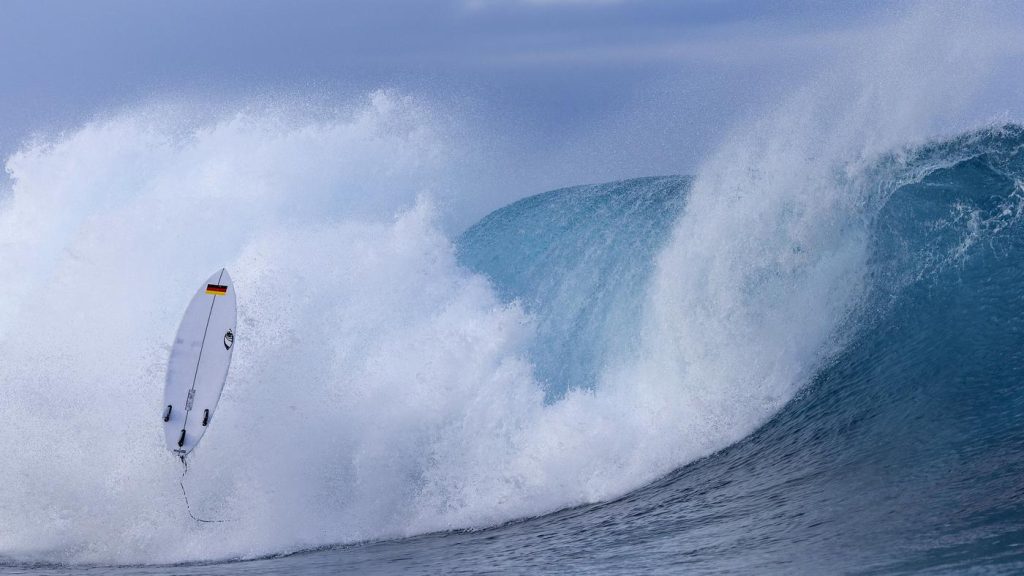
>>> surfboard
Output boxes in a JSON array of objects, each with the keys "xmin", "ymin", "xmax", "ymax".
[{"xmin": 163, "ymin": 269, "xmax": 237, "ymax": 457}]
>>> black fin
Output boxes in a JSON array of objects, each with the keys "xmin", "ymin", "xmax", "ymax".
[
  {"xmin": 178, "ymin": 429, "xmax": 186, "ymax": 447},
  {"xmin": 163, "ymin": 405, "xmax": 172, "ymax": 422},
  {"xmin": 202, "ymin": 409, "xmax": 210, "ymax": 426}
]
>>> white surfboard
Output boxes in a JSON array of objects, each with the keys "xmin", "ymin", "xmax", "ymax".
[{"xmin": 163, "ymin": 269, "xmax": 237, "ymax": 457}]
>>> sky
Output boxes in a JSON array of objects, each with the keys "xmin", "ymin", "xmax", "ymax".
[{"xmin": 0, "ymin": 0, "xmax": 1021, "ymax": 207}]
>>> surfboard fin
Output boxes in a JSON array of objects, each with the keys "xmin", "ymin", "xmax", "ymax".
[
  {"xmin": 202, "ymin": 409, "xmax": 210, "ymax": 427},
  {"xmin": 163, "ymin": 405, "xmax": 172, "ymax": 422},
  {"xmin": 178, "ymin": 429, "xmax": 186, "ymax": 447}
]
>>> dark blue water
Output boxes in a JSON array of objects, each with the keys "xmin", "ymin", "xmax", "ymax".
[{"xmin": 4, "ymin": 126, "xmax": 1024, "ymax": 574}]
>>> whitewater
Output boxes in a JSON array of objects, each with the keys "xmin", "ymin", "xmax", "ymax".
[{"xmin": 2, "ymin": 5, "xmax": 1024, "ymax": 574}]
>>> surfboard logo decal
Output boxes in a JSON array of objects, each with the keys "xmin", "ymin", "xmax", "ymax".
[
  {"xmin": 206, "ymin": 284, "xmax": 228, "ymax": 296},
  {"xmin": 224, "ymin": 329, "xmax": 233, "ymax": 350}
]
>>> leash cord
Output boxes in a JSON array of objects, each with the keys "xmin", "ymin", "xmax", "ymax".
[{"xmin": 179, "ymin": 456, "xmax": 229, "ymax": 523}]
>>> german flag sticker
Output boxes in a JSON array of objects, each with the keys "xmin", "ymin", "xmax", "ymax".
[{"xmin": 206, "ymin": 284, "xmax": 228, "ymax": 296}]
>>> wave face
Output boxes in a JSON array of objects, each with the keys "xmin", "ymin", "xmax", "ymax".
[
  {"xmin": 450, "ymin": 128, "xmax": 1024, "ymax": 574},
  {"xmin": 636, "ymin": 125, "xmax": 1024, "ymax": 574},
  {"xmin": 457, "ymin": 176, "xmax": 689, "ymax": 400}
]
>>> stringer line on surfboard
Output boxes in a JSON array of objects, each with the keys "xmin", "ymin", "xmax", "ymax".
[{"xmin": 179, "ymin": 269, "xmax": 224, "ymax": 445}]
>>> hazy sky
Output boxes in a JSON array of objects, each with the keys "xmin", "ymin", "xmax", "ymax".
[{"xmin": 1, "ymin": 1, "xmax": 1020, "ymax": 198}]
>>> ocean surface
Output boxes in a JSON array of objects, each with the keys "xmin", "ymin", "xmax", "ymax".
[{"xmin": 1, "ymin": 90, "xmax": 1024, "ymax": 572}]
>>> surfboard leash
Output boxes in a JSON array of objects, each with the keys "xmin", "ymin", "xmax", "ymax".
[{"xmin": 179, "ymin": 456, "xmax": 229, "ymax": 524}]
